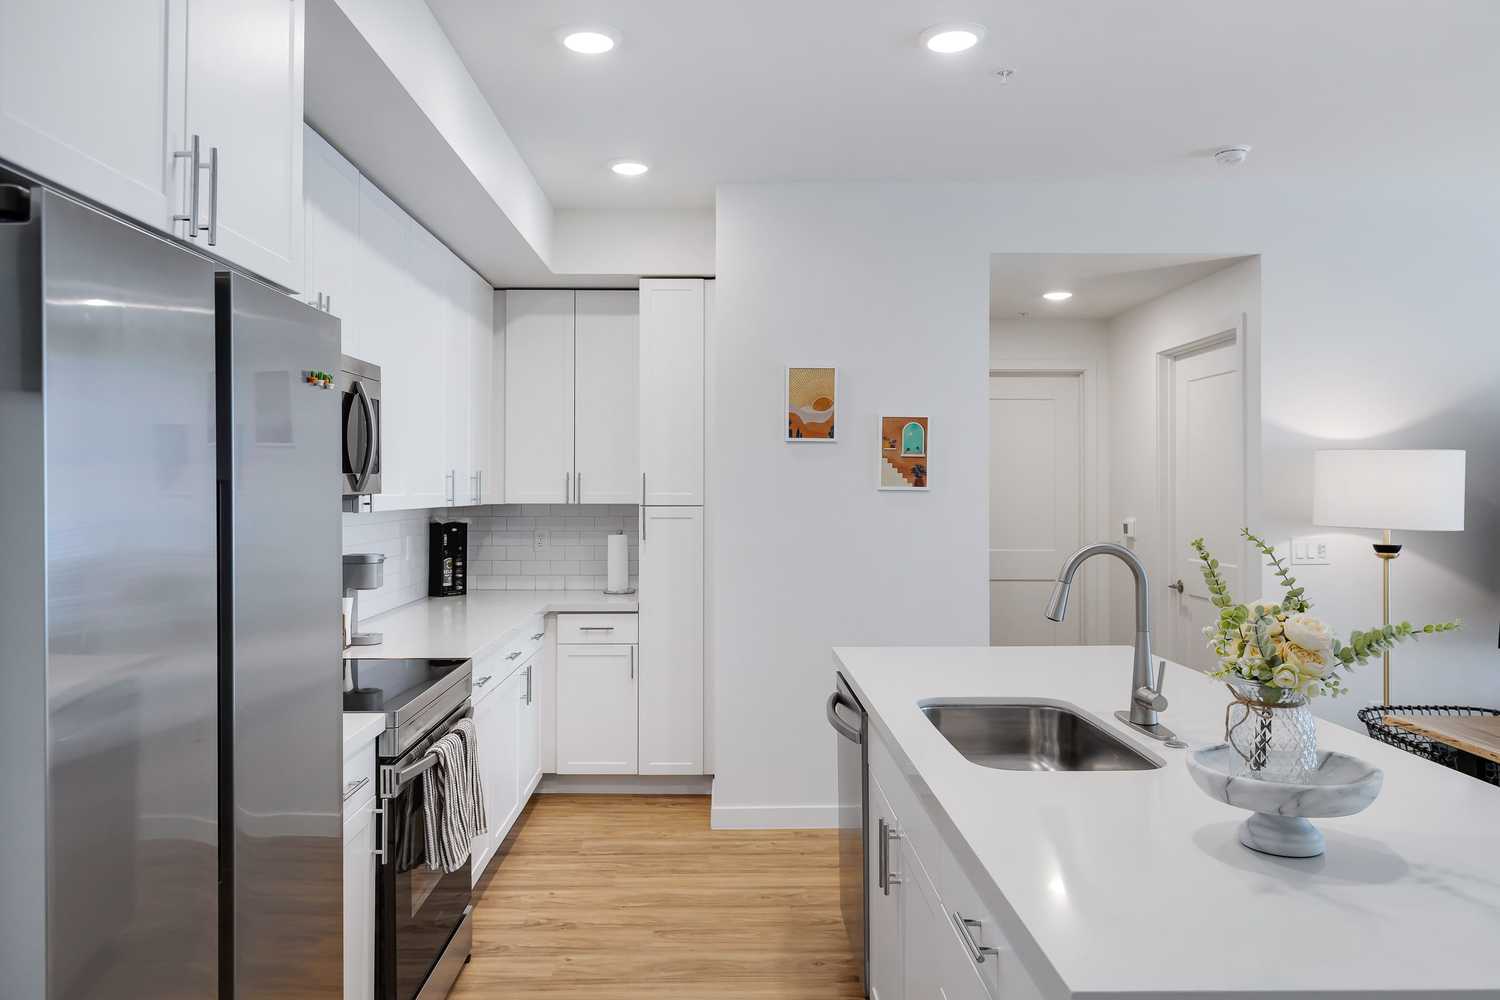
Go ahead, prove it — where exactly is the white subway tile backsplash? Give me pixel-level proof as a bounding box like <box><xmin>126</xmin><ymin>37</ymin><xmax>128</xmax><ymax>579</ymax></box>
<box><xmin>343</xmin><ymin>503</ymin><xmax>640</xmax><ymax>613</ymax></box>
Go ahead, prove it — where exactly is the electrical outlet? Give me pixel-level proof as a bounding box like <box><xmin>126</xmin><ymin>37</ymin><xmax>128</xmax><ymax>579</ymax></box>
<box><xmin>533</xmin><ymin>529</ymin><xmax>548</xmax><ymax>551</ymax></box>
<box><xmin>1290</xmin><ymin>537</ymin><xmax>1330</xmax><ymax>566</ymax></box>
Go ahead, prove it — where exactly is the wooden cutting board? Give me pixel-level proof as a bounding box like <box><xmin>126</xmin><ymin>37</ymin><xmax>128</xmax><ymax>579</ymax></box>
<box><xmin>1383</xmin><ymin>713</ymin><xmax>1500</xmax><ymax>765</ymax></box>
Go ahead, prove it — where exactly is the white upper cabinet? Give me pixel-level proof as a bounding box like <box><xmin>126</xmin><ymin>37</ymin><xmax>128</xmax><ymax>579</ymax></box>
<box><xmin>0</xmin><ymin>0</ymin><xmax>187</xmax><ymax>230</ymax></box>
<box><xmin>401</xmin><ymin>224</ymin><xmax>451</xmax><ymax>509</ymax></box>
<box><xmin>466</xmin><ymin>272</ymin><xmax>496</xmax><ymax>505</ymax></box>
<box><xmin>575</xmin><ymin>291</ymin><xmax>640</xmax><ymax>504</ymax></box>
<box><xmin>182</xmin><ymin>0</ymin><xmax>304</xmax><ymax>291</ymax></box>
<box><xmin>639</xmin><ymin>278</ymin><xmax>705</xmax><ymax>505</ymax></box>
<box><xmin>504</xmin><ymin>290</ymin><xmax>576</xmax><ymax>504</ymax></box>
<box><xmin>436</xmin><ymin>249</ymin><xmax>470</xmax><ymax>507</ymax></box>
<box><xmin>302</xmin><ymin>127</ymin><xmax>359</xmax><ymax>345</ymax></box>
<box><xmin>0</xmin><ymin>0</ymin><xmax>304</xmax><ymax>290</ymax></box>
<box><xmin>637</xmin><ymin>506</ymin><xmax>704</xmax><ymax>775</ymax></box>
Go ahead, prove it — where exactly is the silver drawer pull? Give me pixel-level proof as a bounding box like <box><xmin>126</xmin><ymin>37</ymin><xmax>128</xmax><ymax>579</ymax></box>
<box><xmin>506</xmin><ymin>651</ymin><xmax>522</xmax><ymax>660</ymax></box>
<box><xmin>578</xmin><ymin>626</ymin><xmax>615</xmax><ymax>632</ymax></box>
<box><xmin>952</xmin><ymin>912</ymin><xmax>999</xmax><ymax>964</ymax></box>
<box><xmin>531</xmin><ymin>632</ymin><xmax>544</xmax><ymax>641</ymax></box>
<box><xmin>475</xmin><ymin>676</ymin><xmax>491</xmax><ymax>688</ymax></box>
<box><xmin>342</xmin><ymin>776</ymin><xmax>370</xmax><ymax>802</ymax></box>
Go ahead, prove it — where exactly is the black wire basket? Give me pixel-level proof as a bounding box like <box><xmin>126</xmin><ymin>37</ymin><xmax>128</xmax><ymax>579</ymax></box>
<box><xmin>1358</xmin><ymin>704</ymin><xmax>1500</xmax><ymax>787</ymax></box>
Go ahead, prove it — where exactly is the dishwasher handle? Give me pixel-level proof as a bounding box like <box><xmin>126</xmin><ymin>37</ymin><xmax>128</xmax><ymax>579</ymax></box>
<box><xmin>826</xmin><ymin>690</ymin><xmax>863</xmax><ymax>744</ymax></box>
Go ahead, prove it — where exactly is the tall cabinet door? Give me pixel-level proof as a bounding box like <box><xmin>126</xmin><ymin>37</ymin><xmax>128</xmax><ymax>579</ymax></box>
<box><xmin>183</xmin><ymin>0</ymin><xmax>304</xmax><ymax>291</ymax></box>
<box><xmin>0</xmin><ymin>0</ymin><xmax>186</xmax><ymax>233</ymax></box>
<box><xmin>556</xmin><ymin>645</ymin><xmax>637</xmax><ymax>774</ymax></box>
<box><xmin>505</xmin><ymin>290</ymin><xmax>575</xmax><ymax>503</ymax></box>
<box><xmin>575</xmin><ymin>290</ymin><xmax>640</xmax><ymax>504</ymax></box>
<box><xmin>639</xmin><ymin>278</ymin><xmax>705</xmax><ymax>505</ymax></box>
<box><xmin>467</xmin><ymin>272</ymin><xmax>496</xmax><ymax>504</ymax></box>
<box><xmin>638</xmin><ymin>507</ymin><xmax>704</xmax><ymax>774</ymax></box>
<box><xmin>301</xmin><ymin>127</ymin><xmax>359</xmax><ymax>350</ymax></box>
<box><xmin>354</xmin><ymin>178</ymin><xmax>412</xmax><ymax>508</ymax></box>
<box><xmin>517</xmin><ymin>656</ymin><xmax>541</xmax><ymax>798</ymax></box>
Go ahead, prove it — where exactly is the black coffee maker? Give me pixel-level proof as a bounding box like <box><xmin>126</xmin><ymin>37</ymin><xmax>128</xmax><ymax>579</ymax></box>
<box><xmin>428</xmin><ymin>521</ymin><xmax>467</xmax><ymax>597</ymax></box>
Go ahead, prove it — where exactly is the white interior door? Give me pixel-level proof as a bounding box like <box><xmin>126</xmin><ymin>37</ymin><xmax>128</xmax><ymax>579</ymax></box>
<box><xmin>575</xmin><ymin>290</ymin><xmax>640</xmax><ymax>503</ymax></box>
<box><xmin>989</xmin><ymin>374</ymin><xmax>1082</xmax><ymax>645</ymax></box>
<box><xmin>1166</xmin><ymin>337</ymin><xmax>1243</xmax><ymax>669</ymax></box>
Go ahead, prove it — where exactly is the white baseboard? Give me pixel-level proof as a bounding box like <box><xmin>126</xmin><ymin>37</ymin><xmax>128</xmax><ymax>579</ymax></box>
<box><xmin>709</xmin><ymin>803</ymin><xmax>839</xmax><ymax>830</ymax></box>
<box><xmin>539</xmin><ymin>773</ymin><xmax>713</xmax><ymax>795</ymax></box>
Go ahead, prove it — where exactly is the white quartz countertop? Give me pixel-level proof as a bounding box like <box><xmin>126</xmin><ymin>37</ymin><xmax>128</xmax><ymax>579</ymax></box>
<box><xmin>342</xmin><ymin>711</ymin><xmax>384</xmax><ymax>758</ymax></box>
<box><xmin>354</xmin><ymin>590</ymin><xmax>639</xmax><ymax>662</ymax></box>
<box><xmin>834</xmin><ymin>645</ymin><xmax>1500</xmax><ymax>999</ymax></box>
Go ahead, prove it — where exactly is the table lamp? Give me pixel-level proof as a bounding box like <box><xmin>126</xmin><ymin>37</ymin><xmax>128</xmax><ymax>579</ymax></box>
<box><xmin>1312</xmin><ymin>449</ymin><xmax>1466</xmax><ymax>704</ymax></box>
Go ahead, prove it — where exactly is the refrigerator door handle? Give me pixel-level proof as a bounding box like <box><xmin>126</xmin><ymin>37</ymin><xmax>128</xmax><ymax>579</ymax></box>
<box><xmin>351</xmin><ymin>380</ymin><xmax>378</xmax><ymax>493</ymax></box>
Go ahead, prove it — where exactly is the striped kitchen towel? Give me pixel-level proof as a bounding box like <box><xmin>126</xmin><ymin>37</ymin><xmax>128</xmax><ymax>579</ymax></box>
<box><xmin>420</xmin><ymin>717</ymin><xmax>488</xmax><ymax>873</ymax></box>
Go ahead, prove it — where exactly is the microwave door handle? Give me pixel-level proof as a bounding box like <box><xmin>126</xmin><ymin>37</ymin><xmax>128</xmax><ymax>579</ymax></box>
<box><xmin>352</xmin><ymin>380</ymin><xmax>378</xmax><ymax>493</ymax></box>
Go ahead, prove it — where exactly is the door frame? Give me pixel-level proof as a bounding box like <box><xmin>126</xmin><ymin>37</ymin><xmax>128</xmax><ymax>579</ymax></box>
<box><xmin>988</xmin><ymin>363</ymin><xmax>1108</xmax><ymax>643</ymax></box>
<box><xmin>1154</xmin><ymin>315</ymin><xmax>1254</xmax><ymax>663</ymax></box>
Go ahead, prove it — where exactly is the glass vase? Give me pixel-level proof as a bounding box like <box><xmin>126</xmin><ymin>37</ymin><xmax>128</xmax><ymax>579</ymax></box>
<box><xmin>1224</xmin><ymin>681</ymin><xmax>1319</xmax><ymax>782</ymax></box>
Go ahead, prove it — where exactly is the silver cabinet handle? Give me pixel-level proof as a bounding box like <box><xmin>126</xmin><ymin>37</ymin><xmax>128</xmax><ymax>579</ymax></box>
<box><xmin>576</xmin><ymin>472</ymin><xmax>583</xmax><ymax>503</ymax></box>
<box><xmin>879</xmin><ymin>818</ymin><xmax>903</xmax><ymax>895</ymax></box>
<box><xmin>472</xmin><ymin>470</ymin><xmax>481</xmax><ymax>504</ymax></box>
<box><xmin>474</xmin><ymin>676</ymin><xmax>491</xmax><ymax>688</ymax></box>
<box><xmin>204</xmin><ymin>144</ymin><xmax>219</xmax><ymax>245</ymax></box>
<box><xmin>342</xmin><ymin>775</ymin><xmax>370</xmax><ymax>801</ymax></box>
<box><xmin>564</xmin><ymin>471</ymin><xmax>571</xmax><ymax>503</ymax></box>
<box><xmin>952</xmin><ymin>913</ymin><xmax>999</xmax><ymax>964</ymax></box>
<box><xmin>325</xmin><ymin>294</ymin><xmax>331</xmax><ymax>314</ymax></box>
<box><xmin>578</xmin><ymin>626</ymin><xmax>615</xmax><ymax>632</ymax></box>
<box><xmin>171</xmin><ymin>134</ymin><xmax>202</xmax><ymax>237</ymax></box>
<box><xmin>629</xmin><ymin>646</ymin><xmax>635</xmax><ymax>680</ymax></box>
<box><xmin>373</xmin><ymin>803</ymin><xmax>387</xmax><ymax>865</ymax></box>
<box><xmin>530</xmin><ymin>632</ymin><xmax>544</xmax><ymax>641</ymax></box>
<box><xmin>526</xmin><ymin>664</ymin><xmax>533</xmax><ymax>704</ymax></box>
<box><xmin>506</xmin><ymin>650</ymin><xmax>522</xmax><ymax>660</ymax></box>
<box><xmin>640</xmin><ymin>473</ymin><xmax>647</xmax><ymax>537</ymax></box>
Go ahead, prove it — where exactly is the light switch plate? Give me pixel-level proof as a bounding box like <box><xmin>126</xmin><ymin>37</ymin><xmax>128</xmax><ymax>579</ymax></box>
<box><xmin>1290</xmin><ymin>537</ymin><xmax>1330</xmax><ymax>566</ymax></box>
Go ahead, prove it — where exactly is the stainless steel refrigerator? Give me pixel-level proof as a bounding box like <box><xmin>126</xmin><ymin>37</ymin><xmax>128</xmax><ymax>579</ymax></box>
<box><xmin>0</xmin><ymin>178</ymin><xmax>343</xmax><ymax>998</ymax></box>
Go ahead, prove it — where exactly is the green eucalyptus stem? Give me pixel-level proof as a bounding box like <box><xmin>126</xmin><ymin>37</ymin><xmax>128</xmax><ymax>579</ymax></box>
<box><xmin>1241</xmin><ymin>528</ymin><xmax>1310</xmax><ymax>613</ymax></box>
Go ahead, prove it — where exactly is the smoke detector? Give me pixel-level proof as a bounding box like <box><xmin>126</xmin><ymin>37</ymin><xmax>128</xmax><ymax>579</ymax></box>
<box><xmin>1214</xmin><ymin>145</ymin><xmax>1251</xmax><ymax>166</ymax></box>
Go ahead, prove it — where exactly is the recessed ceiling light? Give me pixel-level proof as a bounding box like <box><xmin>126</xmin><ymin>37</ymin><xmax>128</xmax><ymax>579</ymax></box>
<box><xmin>920</xmin><ymin>23</ymin><xmax>985</xmax><ymax>54</ymax></box>
<box><xmin>1042</xmin><ymin>290</ymin><xmax>1073</xmax><ymax>302</ymax></box>
<box><xmin>610</xmin><ymin>160</ymin><xmax>649</xmax><ymax>177</ymax></box>
<box><xmin>561</xmin><ymin>29</ymin><xmax>616</xmax><ymax>54</ymax></box>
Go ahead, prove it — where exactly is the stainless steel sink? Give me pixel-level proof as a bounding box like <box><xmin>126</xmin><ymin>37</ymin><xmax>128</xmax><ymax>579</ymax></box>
<box><xmin>920</xmin><ymin>702</ymin><xmax>1160</xmax><ymax>772</ymax></box>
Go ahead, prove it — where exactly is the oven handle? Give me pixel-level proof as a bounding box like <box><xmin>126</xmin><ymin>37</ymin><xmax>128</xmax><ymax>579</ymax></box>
<box><xmin>351</xmin><ymin>379</ymin><xmax>378</xmax><ymax>493</ymax></box>
<box><xmin>381</xmin><ymin>753</ymin><xmax>438</xmax><ymax>799</ymax></box>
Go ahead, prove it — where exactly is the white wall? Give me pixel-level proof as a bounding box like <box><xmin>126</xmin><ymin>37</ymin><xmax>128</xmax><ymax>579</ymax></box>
<box><xmin>712</xmin><ymin>177</ymin><xmax>1500</xmax><ymax>826</ymax></box>
<box><xmin>1103</xmin><ymin>260</ymin><xmax>1263</xmax><ymax>642</ymax></box>
<box><xmin>551</xmin><ymin>209</ymin><xmax>715</xmax><ymax>278</ymax></box>
<box><xmin>989</xmin><ymin>318</ymin><xmax>1118</xmax><ymax>644</ymax></box>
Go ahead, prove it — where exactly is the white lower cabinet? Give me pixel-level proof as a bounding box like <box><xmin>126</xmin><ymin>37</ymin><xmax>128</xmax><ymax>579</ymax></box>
<box><xmin>469</xmin><ymin>638</ymin><xmax>543</xmax><ymax>887</ymax></box>
<box><xmin>638</xmin><ymin>507</ymin><xmax>704</xmax><ymax>774</ymax></box>
<box><xmin>869</xmin><ymin>732</ymin><xmax>1043</xmax><ymax>1000</ymax></box>
<box><xmin>555</xmin><ymin>643</ymin><xmax>638</xmax><ymax>774</ymax></box>
<box><xmin>518</xmin><ymin>655</ymin><xmax>541</xmax><ymax>795</ymax></box>
<box><xmin>342</xmin><ymin>793</ymin><xmax>376</xmax><ymax>1000</ymax></box>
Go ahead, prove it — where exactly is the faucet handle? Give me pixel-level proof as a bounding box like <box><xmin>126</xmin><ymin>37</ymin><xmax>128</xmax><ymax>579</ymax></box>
<box><xmin>1154</xmin><ymin>659</ymin><xmax>1167</xmax><ymax>695</ymax></box>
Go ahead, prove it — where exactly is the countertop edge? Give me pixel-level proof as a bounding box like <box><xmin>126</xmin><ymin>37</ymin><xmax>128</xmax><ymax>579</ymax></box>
<box><xmin>342</xmin><ymin>711</ymin><xmax>386</xmax><ymax>758</ymax></box>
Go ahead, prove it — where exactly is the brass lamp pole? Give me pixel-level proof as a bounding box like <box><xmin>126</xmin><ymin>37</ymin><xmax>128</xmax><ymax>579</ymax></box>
<box><xmin>1312</xmin><ymin>450</ymin><xmax>1466</xmax><ymax>707</ymax></box>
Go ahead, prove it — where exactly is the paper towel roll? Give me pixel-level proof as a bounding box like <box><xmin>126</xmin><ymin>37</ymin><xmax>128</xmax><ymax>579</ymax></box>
<box><xmin>606</xmin><ymin>531</ymin><xmax>629</xmax><ymax>593</ymax></box>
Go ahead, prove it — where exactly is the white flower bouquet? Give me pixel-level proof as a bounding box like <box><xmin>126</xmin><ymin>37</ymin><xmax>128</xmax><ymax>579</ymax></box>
<box><xmin>1191</xmin><ymin>529</ymin><xmax>1460</xmax><ymax>700</ymax></box>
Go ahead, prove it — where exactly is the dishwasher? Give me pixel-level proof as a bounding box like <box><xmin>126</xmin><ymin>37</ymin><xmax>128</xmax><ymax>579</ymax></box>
<box><xmin>827</xmin><ymin>673</ymin><xmax>868</xmax><ymax>994</ymax></box>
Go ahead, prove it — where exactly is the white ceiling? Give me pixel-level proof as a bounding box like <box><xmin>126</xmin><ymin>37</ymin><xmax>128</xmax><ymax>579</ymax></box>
<box><xmin>989</xmin><ymin>254</ymin><xmax>1248</xmax><ymax>319</ymax></box>
<box><xmin>427</xmin><ymin>0</ymin><xmax>1500</xmax><ymax>209</ymax></box>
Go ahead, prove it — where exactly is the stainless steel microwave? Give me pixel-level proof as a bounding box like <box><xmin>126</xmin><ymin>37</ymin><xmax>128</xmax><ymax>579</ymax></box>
<box><xmin>339</xmin><ymin>354</ymin><xmax>381</xmax><ymax>500</ymax></box>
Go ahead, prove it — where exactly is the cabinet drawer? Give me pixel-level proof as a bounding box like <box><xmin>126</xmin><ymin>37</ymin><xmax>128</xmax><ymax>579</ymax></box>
<box><xmin>557</xmin><ymin>613</ymin><xmax>638</xmax><ymax>645</ymax></box>
<box><xmin>342</xmin><ymin>742</ymin><xmax>377</xmax><ymax>818</ymax></box>
<box><xmin>940</xmin><ymin>849</ymin><xmax>1043</xmax><ymax>1000</ymax></box>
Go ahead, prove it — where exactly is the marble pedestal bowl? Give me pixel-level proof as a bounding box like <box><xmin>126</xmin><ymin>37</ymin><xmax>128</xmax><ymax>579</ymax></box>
<box><xmin>1186</xmin><ymin>743</ymin><xmax>1384</xmax><ymax>858</ymax></box>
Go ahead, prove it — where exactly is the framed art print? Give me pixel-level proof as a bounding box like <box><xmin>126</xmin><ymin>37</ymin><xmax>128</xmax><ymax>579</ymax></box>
<box><xmin>878</xmin><ymin>416</ymin><xmax>928</xmax><ymax>490</ymax></box>
<box><xmin>786</xmin><ymin>367</ymin><xmax>836</xmax><ymax>441</ymax></box>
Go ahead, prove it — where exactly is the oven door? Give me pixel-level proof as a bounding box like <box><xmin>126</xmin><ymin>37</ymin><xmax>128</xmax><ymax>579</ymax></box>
<box><xmin>377</xmin><ymin>709</ymin><xmax>472</xmax><ymax>1000</ymax></box>
<box><xmin>340</xmin><ymin>370</ymin><xmax>381</xmax><ymax>496</ymax></box>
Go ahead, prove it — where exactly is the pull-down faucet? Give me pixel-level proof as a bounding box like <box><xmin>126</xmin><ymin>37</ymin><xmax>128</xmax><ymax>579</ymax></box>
<box><xmin>1044</xmin><ymin>543</ymin><xmax>1173</xmax><ymax>736</ymax></box>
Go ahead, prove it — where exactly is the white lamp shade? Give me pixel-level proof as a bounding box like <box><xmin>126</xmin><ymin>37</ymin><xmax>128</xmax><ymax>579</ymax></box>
<box><xmin>1312</xmin><ymin>450</ymin><xmax>1466</xmax><ymax>531</ymax></box>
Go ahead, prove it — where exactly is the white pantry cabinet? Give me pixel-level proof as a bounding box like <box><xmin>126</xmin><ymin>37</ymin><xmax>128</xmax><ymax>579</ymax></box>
<box><xmin>0</xmin><ymin>0</ymin><xmax>305</xmax><ymax>290</ymax></box>
<box><xmin>0</xmin><ymin>0</ymin><xmax>187</xmax><ymax>231</ymax></box>
<box><xmin>637</xmin><ymin>507</ymin><xmax>704</xmax><ymax>774</ymax></box>
<box><xmin>466</xmin><ymin>274</ymin><xmax>497</xmax><ymax>504</ymax></box>
<box><xmin>342</xmin><ymin>796</ymin><xmax>376</xmax><ymax>1000</ymax></box>
<box><xmin>555</xmin><ymin>644</ymin><xmax>638</xmax><ymax>775</ymax></box>
<box><xmin>504</xmin><ymin>290</ymin><xmax>575</xmax><ymax>503</ymax></box>
<box><xmin>574</xmin><ymin>291</ymin><xmax>640</xmax><ymax>503</ymax></box>
<box><xmin>182</xmin><ymin>0</ymin><xmax>304</xmax><ymax>290</ymax></box>
<box><xmin>639</xmin><ymin>278</ymin><xmax>705</xmax><ymax>506</ymax></box>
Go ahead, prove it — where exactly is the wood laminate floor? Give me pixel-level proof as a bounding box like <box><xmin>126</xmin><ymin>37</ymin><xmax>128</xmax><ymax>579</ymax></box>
<box><xmin>451</xmin><ymin>794</ymin><xmax>864</xmax><ymax>999</ymax></box>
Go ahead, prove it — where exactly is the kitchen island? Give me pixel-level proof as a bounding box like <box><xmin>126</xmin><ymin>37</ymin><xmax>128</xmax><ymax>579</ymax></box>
<box><xmin>835</xmin><ymin>645</ymin><xmax>1500</xmax><ymax>999</ymax></box>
